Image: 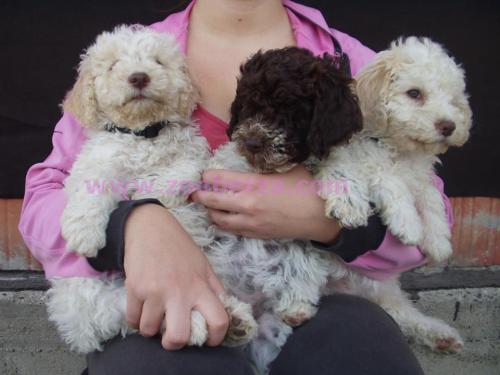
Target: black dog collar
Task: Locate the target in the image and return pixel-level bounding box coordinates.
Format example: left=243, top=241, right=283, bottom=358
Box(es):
left=105, top=121, right=169, bottom=139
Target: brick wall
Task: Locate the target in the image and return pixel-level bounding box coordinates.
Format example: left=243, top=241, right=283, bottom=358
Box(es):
left=450, top=197, right=499, bottom=266
left=0, top=199, right=41, bottom=271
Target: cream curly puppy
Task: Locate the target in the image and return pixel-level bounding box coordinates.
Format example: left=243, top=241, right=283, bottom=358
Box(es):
left=318, top=37, right=472, bottom=261
left=317, top=37, right=472, bottom=352
left=47, top=25, right=256, bottom=354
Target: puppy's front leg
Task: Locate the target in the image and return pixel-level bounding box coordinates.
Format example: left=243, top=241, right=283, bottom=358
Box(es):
left=415, top=184, right=452, bottom=262
left=316, top=163, right=372, bottom=228
left=371, top=173, right=423, bottom=245
left=134, top=166, right=200, bottom=208
left=270, top=246, right=330, bottom=327
left=61, top=158, right=123, bottom=257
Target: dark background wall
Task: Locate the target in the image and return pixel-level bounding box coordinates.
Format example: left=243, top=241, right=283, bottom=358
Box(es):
left=0, top=0, right=498, bottom=198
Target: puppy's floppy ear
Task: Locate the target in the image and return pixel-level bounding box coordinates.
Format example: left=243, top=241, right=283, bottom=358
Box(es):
left=308, top=66, right=363, bottom=160
left=177, top=64, right=201, bottom=119
left=227, top=80, right=244, bottom=139
left=62, top=56, right=98, bottom=128
left=227, top=50, right=265, bottom=139
left=354, top=51, right=392, bottom=133
left=454, top=93, right=473, bottom=146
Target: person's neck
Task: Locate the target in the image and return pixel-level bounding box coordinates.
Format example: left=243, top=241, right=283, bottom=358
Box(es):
left=191, top=0, right=289, bottom=37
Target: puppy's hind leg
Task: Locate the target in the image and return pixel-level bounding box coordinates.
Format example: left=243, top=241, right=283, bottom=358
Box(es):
left=277, top=301, right=318, bottom=328
left=221, top=294, right=258, bottom=346
left=374, top=279, right=463, bottom=353
left=177, top=294, right=258, bottom=347
left=271, top=248, right=331, bottom=327
left=46, top=278, right=129, bottom=354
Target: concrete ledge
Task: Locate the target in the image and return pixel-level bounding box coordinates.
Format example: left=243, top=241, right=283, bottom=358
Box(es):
left=401, top=267, right=500, bottom=291
left=2, top=268, right=500, bottom=292
left=0, top=272, right=49, bottom=291
left=1, top=287, right=499, bottom=375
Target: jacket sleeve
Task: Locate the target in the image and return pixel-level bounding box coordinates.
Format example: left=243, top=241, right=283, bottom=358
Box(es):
left=311, top=210, right=387, bottom=262
left=87, top=198, right=163, bottom=272
left=18, top=112, right=103, bottom=278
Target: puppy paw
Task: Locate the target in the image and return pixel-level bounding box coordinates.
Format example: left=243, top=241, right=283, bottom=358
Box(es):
left=277, top=302, right=318, bottom=327
left=435, top=337, right=464, bottom=353
left=188, top=310, right=209, bottom=346
left=422, top=236, right=453, bottom=263
left=407, top=316, right=463, bottom=354
left=61, top=214, right=106, bottom=257
left=159, top=310, right=208, bottom=347
left=386, top=212, right=423, bottom=246
left=423, top=323, right=463, bottom=354
left=221, top=295, right=258, bottom=346
left=325, top=196, right=370, bottom=228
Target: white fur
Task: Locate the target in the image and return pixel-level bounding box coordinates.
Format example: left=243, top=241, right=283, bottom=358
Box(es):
left=318, top=37, right=472, bottom=259
left=48, top=25, right=257, bottom=354
left=207, top=142, right=346, bottom=373
left=215, top=39, right=468, bottom=373
left=60, top=122, right=210, bottom=257
left=315, top=37, right=470, bottom=360
left=318, top=37, right=472, bottom=261
left=330, top=271, right=464, bottom=353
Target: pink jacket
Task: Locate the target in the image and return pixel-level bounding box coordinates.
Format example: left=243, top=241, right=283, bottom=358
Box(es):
left=19, top=0, right=452, bottom=280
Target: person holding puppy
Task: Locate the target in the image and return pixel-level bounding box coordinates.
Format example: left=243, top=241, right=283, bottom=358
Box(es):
left=20, top=0, right=445, bottom=374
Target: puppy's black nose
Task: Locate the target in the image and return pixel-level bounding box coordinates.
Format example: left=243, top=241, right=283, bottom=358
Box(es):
left=244, top=138, right=264, bottom=153
left=435, top=120, right=456, bottom=137
left=128, top=72, right=150, bottom=89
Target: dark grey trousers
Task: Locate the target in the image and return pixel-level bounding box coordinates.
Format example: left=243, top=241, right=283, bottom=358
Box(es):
left=86, top=294, right=424, bottom=375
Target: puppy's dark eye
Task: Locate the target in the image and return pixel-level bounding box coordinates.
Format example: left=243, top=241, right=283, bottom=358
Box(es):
left=406, top=89, right=422, bottom=100
left=155, top=58, right=163, bottom=66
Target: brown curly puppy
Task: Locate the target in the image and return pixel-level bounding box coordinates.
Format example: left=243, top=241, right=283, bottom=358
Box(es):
left=207, top=47, right=364, bottom=374
left=228, top=47, right=362, bottom=172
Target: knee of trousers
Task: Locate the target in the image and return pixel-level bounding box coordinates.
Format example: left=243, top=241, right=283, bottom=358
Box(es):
left=87, top=334, right=254, bottom=375
left=318, top=294, right=400, bottom=328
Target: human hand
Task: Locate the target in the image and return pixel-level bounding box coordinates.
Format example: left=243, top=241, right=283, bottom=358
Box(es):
left=123, top=204, right=229, bottom=350
left=191, top=166, right=340, bottom=243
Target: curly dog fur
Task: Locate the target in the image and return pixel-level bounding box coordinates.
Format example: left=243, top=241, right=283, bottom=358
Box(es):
left=212, top=41, right=469, bottom=373
left=317, top=37, right=471, bottom=357
left=228, top=47, right=362, bottom=168
left=208, top=47, right=361, bottom=373
left=47, top=25, right=257, bottom=354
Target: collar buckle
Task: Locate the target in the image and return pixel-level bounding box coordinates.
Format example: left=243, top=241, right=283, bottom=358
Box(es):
left=105, top=121, right=168, bottom=139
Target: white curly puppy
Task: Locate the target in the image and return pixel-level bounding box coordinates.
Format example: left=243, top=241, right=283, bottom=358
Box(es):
left=47, top=25, right=256, bottom=354
left=318, top=37, right=472, bottom=262
left=60, top=25, right=205, bottom=257
left=317, top=37, right=472, bottom=352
